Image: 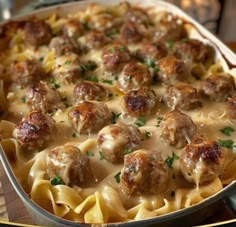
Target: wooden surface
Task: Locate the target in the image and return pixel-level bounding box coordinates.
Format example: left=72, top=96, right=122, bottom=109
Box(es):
left=0, top=42, right=236, bottom=225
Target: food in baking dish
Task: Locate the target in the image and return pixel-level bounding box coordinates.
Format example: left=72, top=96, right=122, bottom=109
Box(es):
left=0, top=1, right=236, bottom=224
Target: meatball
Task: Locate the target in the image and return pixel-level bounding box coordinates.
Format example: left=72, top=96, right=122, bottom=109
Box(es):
left=166, top=83, right=201, bottom=110
left=201, top=74, right=235, bottom=102
left=13, top=111, right=56, bottom=150
left=180, top=137, right=223, bottom=185
left=52, top=54, right=81, bottom=84
left=116, top=62, right=152, bottom=93
left=73, top=81, right=108, bottom=103
left=227, top=95, right=236, bottom=119
left=136, top=41, right=168, bottom=62
left=10, top=60, right=45, bottom=86
left=62, top=20, right=83, bottom=39
left=173, top=39, right=209, bottom=63
left=25, top=82, right=62, bottom=113
left=97, top=123, right=141, bottom=163
left=122, top=87, right=157, bottom=117
left=47, top=145, right=92, bottom=186
left=49, top=36, right=80, bottom=57
left=68, top=101, right=111, bottom=134
left=120, top=21, right=141, bottom=43
left=158, top=55, right=187, bottom=84
left=24, top=20, right=52, bottom=47
left=160, top=110, right=197, bottom=149
left=120, top=149, right=169, bottom=195
left=101, top=43, right=131, bottom=72
left=86, top=30, right=109, bottom=49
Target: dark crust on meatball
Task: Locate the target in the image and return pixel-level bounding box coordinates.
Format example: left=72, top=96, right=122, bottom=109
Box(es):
left=14, top=111, right=56, bottom=149
left=158, top=55, right=187, bottom=84
left=201, top=74, right=235, bottom=102
left=173, top=39, right=209, bottom=63
left=73, top=81, right=108, bottom=102
left=102, top=43, right=131, bottom=72
left=123, top=87, right=157, bottom=117
left=47, top=145, right=92, bottom=186
left=10, top=60, right=45, bottom=86
left=24, top=20, right=52, bottom=46
left=117, top=62, right=152, bottom=93
left=120, top=21, right=141, bottom=43
left=166, top=83, right=201, bottom=110
left=86, top=30, right=109, bottom=49
left=121, top=149, right=169, bottom=195
left=227, top=96, right=236, bottom=119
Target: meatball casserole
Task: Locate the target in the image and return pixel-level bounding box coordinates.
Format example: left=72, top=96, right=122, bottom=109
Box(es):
left=0, top=0, right=236, bottom=225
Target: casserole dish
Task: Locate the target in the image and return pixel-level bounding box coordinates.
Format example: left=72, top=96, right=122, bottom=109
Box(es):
left=1, top=0, right=236, bottom=226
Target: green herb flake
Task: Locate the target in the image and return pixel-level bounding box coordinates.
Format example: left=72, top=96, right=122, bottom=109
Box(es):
left=85, top=75, right=99, bottom=83
left=142, top=130, right=152, bottom=141
left=99, top=151, right=104, bottom=160
left=149, top=156, right=155, bottom=161
left=220, top=126, right=235, bottom=136
left=21, top=96, right=26, bottom=103
left=86, top=151, right=94, bottom=157
left=114, top=171, right=121, bottom=183
left=165, top=40, right=174, bottom=50
left=135, top=116, right=146, bottom=127
left=82, top=22, right=90, bottom=31
left=111, top=112, right=121, bottom=124
left=218, top=139, right=234, bottom=148
left=38, top=57, right=44, bottom=62
left=145, top=58, right=156, bottom=68
left=80, top=61, right=97, bottom=73
left=61, top=96, right=67, bottom=102
left=165, top=152, right=179, bottom=168
left=49, top=77, right=55, bottom=84
left=54, top=83, right=61, bottom=89
left=109, top=47, right=115, bottom=53
left=123, top=149, right=133, bottom=155
left=119, top=46, right=126, bottom=52
left=156, top=116, right=163, bottom=127
left=65, top=60, right=71, bottom=65
left=101, top=79, right=113, bottom=85
left=72, top=133, right=77, bottom=138
left=50, top=175, right=64, bottom=186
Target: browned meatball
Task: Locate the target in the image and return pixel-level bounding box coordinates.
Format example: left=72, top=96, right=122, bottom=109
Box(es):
left=25, top=82, right=62, bottom=113
left=24, top=20, right=52, bottom=47
left=180, top=137, right=223, bottom=185
left=227, top=95, right=236, bottom=119
left=101, top=43, right=131, bottom=72
left=49, top=36, right=80, bottom=57
left=173, top=39, right=209, bottom=63
left=160, top=110, right=197, bottom=149
left=201, top=74, right=235, bottom=102
left=154, top=19, right=187, bottom=42
left=120, top=21, right=141, bottom=43
left=120, top=149, right=169, bottom=195
left=73, top=81, right=108, bottom=103
left=116, top=62, right=152, bottom=93
left=68, top=101, right=111, bottom=134
left=47, top=145, right=92, bottom=186
left=166, top=83, right=201, bottom=110
left=52, top=54, right=81, bottom=84
left=86, top=30, right=109, bottom=49
left=158, top=55, right=187, bottom=84
left=97, top=123, right=141, bottom=163
left=136, top=41, right=168, bottom=62
left=122, top=87, right=157, bottom=117
left=10, top=60, right=45, bottom=86
left=13, top=111, right=56, bottom=150
left=62, top=20, right=83, bottom=39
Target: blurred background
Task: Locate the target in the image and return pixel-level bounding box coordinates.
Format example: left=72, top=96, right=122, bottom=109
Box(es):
left=0, top=0, right=235, bottom=42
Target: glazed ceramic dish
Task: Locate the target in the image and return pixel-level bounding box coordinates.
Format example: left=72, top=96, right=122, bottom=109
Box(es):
left=0, top=0, right=236, bottom=226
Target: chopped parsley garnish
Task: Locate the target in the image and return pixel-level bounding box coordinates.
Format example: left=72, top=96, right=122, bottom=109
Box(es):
left=145, top=59, right=160, bottom=72
left=109, top=47, right=115, bottom=53
left=80, top=61, right=97, bottom=73
left=142, top=130, right=152, bottom=141
left=86, top=151, right=94, bottom=157
left=101, top=79, right=113, bottom=85
left=218, top=139, right=234, bottom=149
left=82, top=22, right=90, bottom=31
left=85, top=75, right=99, bottom=82
left=99, top=151, right=104, bottom=160
left=135, top=116, right=146, bottom=127
left=72, top=133, right=77, bottom=138
left=220, top=126, right=235, bottom=136
left=165, top=152, right=179, bottom=168
left=123, top=149, right=133, bottom=155
left=114, top=171, right=121, bottom=183
left=49, top=77, right=55, bottom=84
left=149, top=156, right=155, bottom=161
left=65, top=60, right=71, bottom=65
left=54, top=83, right=61, bottom=89
left=21, top=96, right=26, bottom=103
left=50, top=175, right=64, bottom=186
left=119, top=46, right=126, bottom=52
left=111, top=112, right=121, bottom=124
left=61, top=96, right=67, bottom=102
left=38, top=57, right=44, bottom=62
left=156, top=116, right=163, bottom=127
left=165, top=40, right=174, bottom=50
